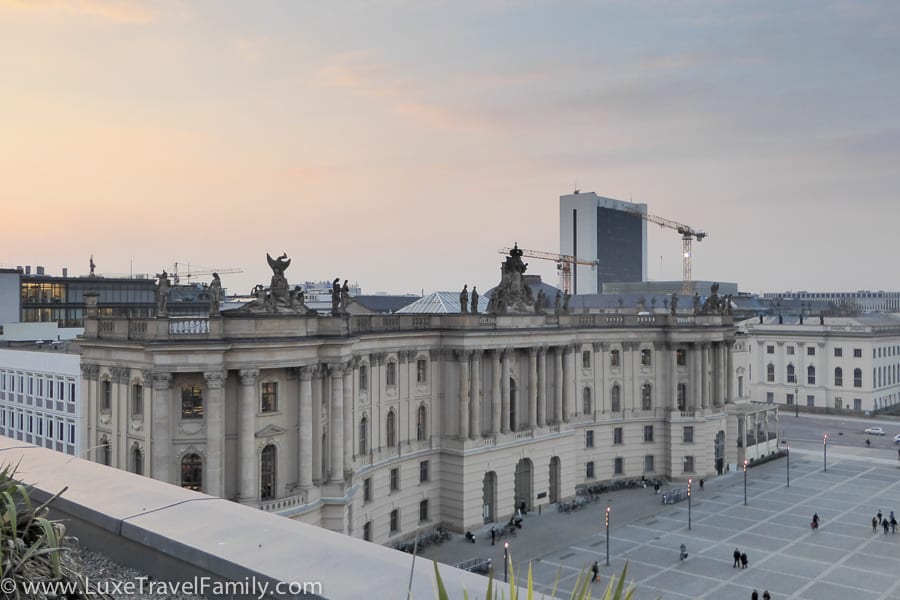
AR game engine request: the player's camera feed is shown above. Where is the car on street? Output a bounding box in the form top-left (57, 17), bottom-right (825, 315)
top-left (864, 427), bottom-right (885, 435)
top-left (894, 434), bottom-right (900, 444)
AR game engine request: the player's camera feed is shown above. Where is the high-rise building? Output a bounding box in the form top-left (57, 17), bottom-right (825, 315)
top-left (559, 191), bottom-right (647, 294)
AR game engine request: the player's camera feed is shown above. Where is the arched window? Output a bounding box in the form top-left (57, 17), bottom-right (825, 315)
top-left (767, 363), bottom-right (775, 382)
top-left (99, 436), bottom-right (111, 466)
top-left (786, 364), bottom-right (796, 384)
top-left (416, 405), bottom-right (427, 441)
top-left (359, 365), bottom-right (368, 391)
top-left (677, 383), bottom-right (687, 411)
top-left (854, 368), bottom-right (863, 388)
top-left (358, 416), bottom-right (368, 456)
top-left (181, 453), bottom-right (203, 491)
top-left (611, 385), bottom-right (621, 412)
top-left (131, 444), bottom-right (143, 475)
top-left (386, 410), bottom-right (396, 447)
top-left (582, 387), bottom-right (592, 415)
top-left (260, 444), bottom-right (276, 500)
top-left (807, 365), bottom-right (816, 385)
top-left (834, 367), bottom-right (843, 386)
top-left (642, 383), bottom-right (652, 410)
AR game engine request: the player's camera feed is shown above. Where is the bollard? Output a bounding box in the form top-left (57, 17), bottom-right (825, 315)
top-left (538, 504), bottom-right (542, 516)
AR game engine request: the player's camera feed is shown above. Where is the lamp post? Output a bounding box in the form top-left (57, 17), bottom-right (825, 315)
top-left (823, 434), bottom-right (827, 472)
top-left (743, 459), bottom-right (748, 505)
top-left (795, 381), bottom-right (799, 417)
top-left (605, 503), bottom-right (610, 566)
top-left (504, 541), bottom-right (509, 583)
top-left (786, 443), bottom-right (790, 487)
top-left (687, 478), bottom-right (692, 530)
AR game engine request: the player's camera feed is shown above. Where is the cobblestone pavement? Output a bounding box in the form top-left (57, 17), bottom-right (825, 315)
top-left (422, 445), bottom-right (900, 599)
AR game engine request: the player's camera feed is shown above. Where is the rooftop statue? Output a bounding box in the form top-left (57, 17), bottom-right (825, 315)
top-left (208, 273), bottom-right (222, 316)
top-left (488, 243), bottom-right (536, 315)
top-left (237, 253), bottom-right (315, 315)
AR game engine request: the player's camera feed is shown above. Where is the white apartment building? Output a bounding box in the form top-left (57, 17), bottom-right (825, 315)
top-left (739, 314), bottom-right (900, 413)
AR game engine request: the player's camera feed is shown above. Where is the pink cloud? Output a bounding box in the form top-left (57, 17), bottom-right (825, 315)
top-left (1, 0), bottom-right (156, 23)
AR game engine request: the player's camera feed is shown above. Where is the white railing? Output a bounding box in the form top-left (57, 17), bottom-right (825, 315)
top-left (259, 493), bottom-right (307, 513)
top-left (169, 319), bottom-right (209, 335)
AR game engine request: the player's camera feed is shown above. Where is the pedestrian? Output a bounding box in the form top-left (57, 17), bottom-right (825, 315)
top-left (733, 547), bottom-right (741, 568)
top-left (654, 481), bottom-right (660, 494)
top-left (873, 516), bottom-right (878, 532)
top-left (891, 510), bottom-right (895, 523)
top-left (491, 526), bottom-right (496, 546)
top-left (762, 591), bottom-right (771, 600)
top-left (699, 478), bottom-right (705, 492)
top-left (591, 560), bottom-right (599, 582)
top-left (891, 516), bottom-right (897, 534)
top-left (877, 509), bottom-right (883, 524)
top-left (740, 552), bottom-right (749, 569)
top-left (751, 590), bottom-right (758, 600)
top-left (884, 520), bottom-right (890, 535)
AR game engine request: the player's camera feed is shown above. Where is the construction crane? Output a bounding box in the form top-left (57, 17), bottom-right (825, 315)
top-left (498, 246), bottom-right (598, 295)
top-left (622, 209), bottom-right (707, 295)
top-left (171, 262), bottom-right (243, 285)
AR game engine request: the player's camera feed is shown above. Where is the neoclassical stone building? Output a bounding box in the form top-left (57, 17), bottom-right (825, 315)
top-left (77, 257), bottom-right (774, 545)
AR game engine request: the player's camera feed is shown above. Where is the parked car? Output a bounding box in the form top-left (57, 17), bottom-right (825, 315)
top-left (893, 434), bottom-right (900, 444)
top-left (864, 427), bottom-right (885, 435)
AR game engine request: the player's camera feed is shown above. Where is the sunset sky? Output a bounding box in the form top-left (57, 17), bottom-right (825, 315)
top-left (2, 1), bottom-right (899, 297)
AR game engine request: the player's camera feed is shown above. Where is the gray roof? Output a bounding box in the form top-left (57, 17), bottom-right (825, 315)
top-left (351, 295), bottom-right (419, 314)
top-left (396, 291), bottom-right (489, 314)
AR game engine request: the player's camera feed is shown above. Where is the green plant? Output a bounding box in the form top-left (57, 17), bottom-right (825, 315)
top-left (433, 555), bottom-right (635, 600)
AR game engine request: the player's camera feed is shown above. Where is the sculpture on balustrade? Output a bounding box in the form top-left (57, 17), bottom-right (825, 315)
top-left (535, 289), bottom-right (546, 313)
top-left (670, 292), bottom-right (678, 315)
top-left (470, 286), bottom-right (479, 314)
top-left (459, 284), bottom-right (469, 313)
top-left (488, 243), bottom-right (536, 314)
top-left (155, 270), bottom-right (170, 316)
top-left (237, 253), bottom-right (316, 314)
top-left (208, 272), bottom-right (222, 316)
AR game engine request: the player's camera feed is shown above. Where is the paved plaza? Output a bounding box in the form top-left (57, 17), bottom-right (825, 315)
top-left (423, 445), bottom-right (900, 599)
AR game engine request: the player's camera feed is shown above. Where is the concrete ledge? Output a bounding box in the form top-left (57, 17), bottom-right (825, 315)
top-left (0, 436), bottom-right (500, 599)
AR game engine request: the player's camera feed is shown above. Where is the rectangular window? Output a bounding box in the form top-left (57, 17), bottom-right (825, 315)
top-left (586, 461), bottom-right (595, 479)
top-left (834, 347), bottom-right (843, 357)
top-left (613, 427), bottom-right (623, 445)
top-left (390, 467), bottom-right (399, 492)
top-left (363, 477), bottom-right (372, 502)
top-left (854, 398), bottom-right (862, 410)
top-left (610, 350), bottom-right (620, 367)
top-left (582, 350), bottom-right (591, 368)
top-left (786, 346), bottom-right (795, 355)
top-left (68, 423), bottom-right (75, 444)
top-left (683, 426), bottom-right (693, 443)
top-left (416, 359), bottom-right (427, 384)
top-left (808, 370), bottom-right (816, 385)
top-left (683, 456), bottom-right (694, 473)
top-left (101, 380), bottom-right (111, 411)
top-left (585, 430), bottom-right (594, 448)
top-left (854, 348), bottom-right (862, 358)
top-left (390, 509), bottom-right (399, 533)
top-left (363, 521), bottom-right (372, 542)
top-left (359, 365), bottom-right (368, 391)
top-left (386, 362), bottom-right (397, 386)
top-left (640, 349), bottom-right (652, 366)
top-left (613, 457), bottom-right (624, 475)
top-left (643, 425), bottom-right (654, 442)
top-left (786, 393), bottom-right (794, 405)
top-left (855, 371), bottom-right (863, 387)
top-left (69, 381), bottom-right (76, 403)
top-left (131, 384), bottom-right (143, 417)
top-left (58, 381), bottom-right (64, 400)
top-left (807, 395), bottom-right (815, 407)
top-left (766, 392), bottom-right (774, 404)
top-left (676, 349), bottom-right (686, 366)
top-left (419, 460), bottom-right (429, 483)
top-left (261, 381), bottom-right (278, 413)
top-left (767, 345), bottom-right (774, 354)
top-left (807, 346), bottom-right (815, 356)
top-left (419, 499), bottom-right (429, 522)
top-left (644, 455), bottom-right (654, 473)
top-left (181, 386), bottom-right (204, 419)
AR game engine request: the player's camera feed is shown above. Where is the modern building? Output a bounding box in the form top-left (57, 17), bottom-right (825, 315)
top-left (761, 290), bottom-right (900, 314)
top-left (738, 314), bottom-right (900, 413)
top-left (75, 257), bottom-right (778, 547)
top-left (559, 191), bottom-right (648, 295)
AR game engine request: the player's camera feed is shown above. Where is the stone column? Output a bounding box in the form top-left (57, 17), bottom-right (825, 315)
top-left (299, 367), bottom-right (314, 488)
top-left (491, 350), bottom-right (501, 434)
top-left (563, 345), bottom-right (573, 421)
top-left (311, 367), bottom-right (324, 484)
top-left (110, 367), bottom-right (129, 468)
top-left (329, 364), bottom-right (345, 482)
top-left (501, 350), bottom-right (511, 433)
top-left (669, 344), bottom-right (678, 412)
top-left (528, 348), bottom-right (538, 428)
top-left (470, 351), bottom-right (482, 438)
top-left (238, 369), bottom-right (259, 503)
top-left (204, 371), bottom-right (226, 497)
top-left (458, 350), bottom-right (470, 439)
top-left (537, 347), bottom-right (547, 427)
top-left (554, 346), bottom-right (564, 424)
top-left (701, 343), bottom-right (710, 410)
top-left (725, 341), bottom-right (734, 405)
top-left (150, 372), bottom-right (172, 484)
top-left (692, 344), bottom-right (702, 412)
top-left (343, 365), bottom-right (353, 471)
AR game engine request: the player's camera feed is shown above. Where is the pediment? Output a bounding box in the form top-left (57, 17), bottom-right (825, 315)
top-left (255, 424), bottom-right (287, 438)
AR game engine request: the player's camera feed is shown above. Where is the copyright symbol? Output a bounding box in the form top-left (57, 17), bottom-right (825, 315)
top-left (0, 578), bottom-right (17, 593)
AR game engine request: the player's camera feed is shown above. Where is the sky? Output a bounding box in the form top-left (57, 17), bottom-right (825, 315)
top-left (2, 0), bottom-right (899, 297)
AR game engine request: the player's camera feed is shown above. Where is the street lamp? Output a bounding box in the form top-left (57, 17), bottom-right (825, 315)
top-left (743, 459), bottom-right (748, 505)
top-left (687, 478), bottom-right (692, 530)
top-left (605, 503), bottom-right (611, 566)
top-left (785, 443), bottom-right (790, 487)
top-left (795, 382), bottom-right (799, 417)
top-left (504, 541), bottom-right (509, 583)
top-left (823, 434), bottom-right (827, 472)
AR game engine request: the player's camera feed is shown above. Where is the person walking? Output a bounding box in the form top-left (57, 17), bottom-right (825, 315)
top-left (873, 516), bottom-right (879, 532)
top-left (762, 591), bottom-right (771, 600)
top-left (740, 552), bottom-right (749, 569)
top-left (491, 526), bottom-right (496, 546)
top-left (884, 519), bottom-right (890, 534)
top-left (877, 509), bottom-right (883, 525)
top-left (733, 548), bottom-right (741, 568)
top-left (751, 590), bottom-right (759, 600)
top-left (591, 561), bottom-right (599, 582)
top-left (891, 515), bottom-right (897, 534)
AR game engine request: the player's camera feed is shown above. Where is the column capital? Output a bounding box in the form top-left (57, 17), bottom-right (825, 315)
top-left (239, 369), bottom-right (259, 385)
top-left (592, 342), bottom-right (604, 352)
top-left (398, 350), bottom-right (414, 362)
top-left (454, 349), bottom-right (471, 361)
top-left (110, 366), bottom-right (130, 384)
top-left (328, 363), bottom-right (346, 378)
top-left (80, 363), bottom-right (100, 381)
top-left (150, 372), bottom-right (172, 390)
top-left (470, 349), bottom-right (484, 360)
top-left (370, 352), bottom-right (386, 366)
top-left (204, 371), bottom-right (226, 389)
top-left (529, 347), bottom-right (538, 357)
top-left (299, 366), bottom-right (314, 381)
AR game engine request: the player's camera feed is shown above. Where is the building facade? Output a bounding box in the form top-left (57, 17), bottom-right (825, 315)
top-left (740, 314), bottom-right (900, 413)
top-left (77, 294), bottom-right (774, 545)
top-left (559, 191), bottom-right (648, 294)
